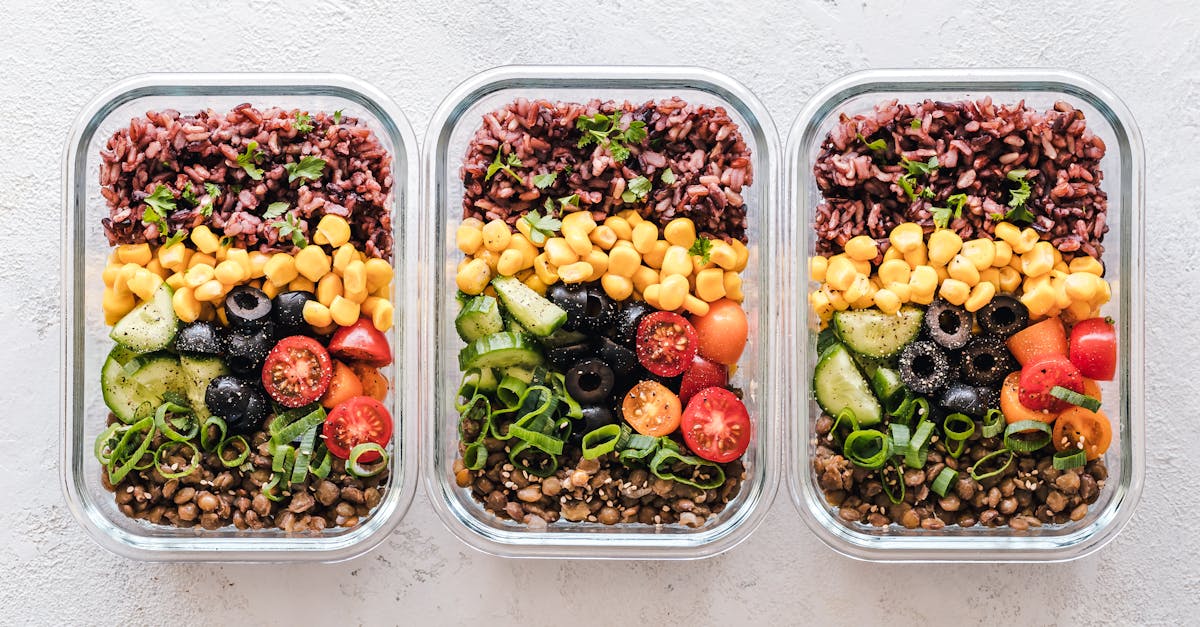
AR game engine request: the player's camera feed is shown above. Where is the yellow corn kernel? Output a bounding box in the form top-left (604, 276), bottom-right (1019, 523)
top-left (1065, 273), bottom-right (1098, 302)
top-left (165, 272), bottom-right (185, 290)
top-left (948, 254), bottom-right (980, 286)
top-left (964, 282), bottom-right (996, 313)
top-left (960, 239), bottom-right (995, 271)
top-left (844, 235), bottom-right (879, 262)
top-left (533, 253), bottom-right (559, 285)
top-left (103, 285), bottom-right (137, 318)
top-left (544, 238), bottom-right (578, 267)
top-left (589, 225), bottom-right (618, 250)
top-left (825, 256), bottom-right (858, 292)
top-left (212, 304), bottom-right (228, 326)
top-left (980, 268), bottom-right (1000, 290)
top-left (313, 215), bottom-right (351, 247)
top-left (631, 221), bottom-right (658, 254)
top-left (171, 286), bottom-right (201, 323)
top-left (1008, 252), bottom-right (1024, 272)
top-left (194, 279), bottom-right (225, 302)
top-left (709, 241), bottom-right (738, 270)
top-left (934, 264), bottom-right (949, 284)
top-left (143, 258), bottom-right (167, 280)
top-left (294, 245), bottom-right (331, 282)
top-left (497, 249), bottom-right (526, 277)
top-left (361, 296), bottom-right (384, 316)
top-left (882, 246), bottom-right (905, 265)
top-left (643, 240), bottom-right (670, 269)
top-left (724, 271), bottom-right (744, 303)
top-left (185, 263), bottom-right (215, 288)
top-left (927, 230), bottom-right (963, 266)
top-left (364, 258), bottom-right (393, 292)
top-left (1022, 241), bottom-right (1055, 278)
top-left (618, 209), bottom-right (644, 225)
top-left (223, 248), bottom-right (249, 275)
top-left (506, 234), bottom-right (538, 267)
top-left (633, 266), bottom-right (659, 293)
top-left (214, 260), bottom-right (248, 285)
top-left (482, 219), bottom-right (512, 253)
top-left (331, 244), bottom-right (356, 275)
top-left (564, 230), bottom-right (592, 258)
top-left (585, 250), bottom-right (609, 282)
top-left (156, 243), bottom-right (187, 273)
top-left (188, 252), bottom-right (217, 270)
top-left (676, 294), bottom-right (707, 317)
top-left (877, 259), bottom-right (911, 286)
top-left (371, 299), bottom-right (394, 332)
top-left (286, 276), bottom-right (313, 293)
top-left (870, 288), bottom-right (899, 314)
top-left (601, 273), bottom-right (634, 301)
top-left (731, 240), bottom-right (750, 272)
top-left (523, 273), bottom-right (548, 296)
top-left (844, 274), bottom-right (871, 304)
top-left (261, 279), bottom-right (281, 299)
top-left (1015, 228), bottom-right (1040, 254)
top-left (190, 225), bottom-right (220, 254)
top-left (562, 210), bottom-right (597, 232)
top-left (939, 278), bottom-right (970, 306)
top-left (889, 223), bottom-right (924, 253)
top-left (1054, 260), bottom-right (1070, 274)
top-left (661, 245), bottom-right (692, 277)
top-left (475, 248), bottom-right (501, 273)
top-left (824, 286), bottom-right (848, 311)
top-left (643, 284), bottom-right (662, 310)
top-left (608, 245), bottom-right (641, 278)
top-left (1069, 256), bottom-right (1104, 276)
top-left (264, 253), bottom-right (298, 286)
top-left (1051, 273), bottom-right (1072, 309)
top-left (1093, 276), bottom-right (1112, 306)
top-left (117, 243), bottom-right (152, 266)
top-left (695, 268), bottom-right (726, 302)
top-left (809, 256), bottom-right (829, 283)
top-left (317, 273), bottom-right (343, 307)
top-left (111, 263), bottom-right (138, 295)
top-left (994, 222), bottom-right (1022, 248)
top-left (329, 295), bottom-right (360, 327)
top-left (908, 265), bottom-right (938, 295)
top-left (456, 258), bottom-right (492, 295)
top-left (810, 288), bottom-right (832, 315)
top-left (903, 244), bottom-right (928, 269)
top-left (604, 216), bottom-right (633, 241)
top-left (558, 261), bottom-right (594, 284)
top-left (303, 300), bottom-right (332, 327)
top-left (991, 240), bottom-right (1013, 268)
top-left (662, 218), bottom-right (696, 249)
top-left (248, 251), bottom-right (271, 279)
top-left (1020, 282), bottom-right (1057, 317)
top-left (658, 274), bottom-right (689, 311)
top-left (886, 281), bottom-right (911, 303)
top-left (1065, 300), bottom-right (1093, 323)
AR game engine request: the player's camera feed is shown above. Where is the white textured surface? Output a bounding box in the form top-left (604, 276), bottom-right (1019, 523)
top-left (0, 0), bottom-right (1192, 624)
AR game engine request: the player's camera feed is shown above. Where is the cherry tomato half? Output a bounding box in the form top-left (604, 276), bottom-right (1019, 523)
top-left (621, 380), bottom-right (682, 437)
top-left (321, 360), bottom-right (363, 409)
top-left (678, 356), bottom-right (729, 405)
top-left (1053, 406), bottom-right (1112, 460)
top-left (1006, 316), bottom-right (1068, 366)
top-left (323, 396), bottom-right (393, 461)
top-left (261, 336), bottom-right (333, 408)
top-left (681, 387), bottom-right (751, 463)
top-left (1069, 317), bottom-right (1117, 381)
top-left (1018, 354), bottom-right (1084, 412)
top-left (635, 311), bottom-right (698, 377)
top-left (690, 299), bottom-right (748, 366)
top-left (329, 317), bottom-right (392, 367)
top-left (1000, 372), bottom-right (1058, 424)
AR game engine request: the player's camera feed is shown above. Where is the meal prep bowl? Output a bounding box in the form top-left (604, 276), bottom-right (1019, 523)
top-left (60, 73), bottom-right (419, 562)
top-left (420, 65), bottom-right (782, 559)
top-left (786, 68), bottom-right (1145, 562)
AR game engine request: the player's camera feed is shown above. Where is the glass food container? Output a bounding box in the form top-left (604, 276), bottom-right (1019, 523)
top-left (786, 69), bottom-right (1145, 562)
top-left (420, 65), bottom-right (782, 559)
top-left (60, 73), bottom-right (419, 562)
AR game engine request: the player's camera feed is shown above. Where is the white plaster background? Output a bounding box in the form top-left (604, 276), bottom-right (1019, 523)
top-left (0, 0), bottom-right (1193, 624)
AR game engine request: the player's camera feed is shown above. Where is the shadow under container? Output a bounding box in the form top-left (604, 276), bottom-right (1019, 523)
top-left (420, 65), bottom-right (783, 559)
top-left (785, 69), bottom-right (1145, 562)
top-left (60, 73), bottom-right (420, 562)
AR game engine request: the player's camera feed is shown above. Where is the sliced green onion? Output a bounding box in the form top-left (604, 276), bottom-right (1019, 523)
top-left (455, 368), bottom-right (482, 408)
top-left (508, 439), bottom-right (558, 478)
top-left (94, 422), bottom-right (125, 465)
top-left (581, 424), bottom-right (622, 459)
top-left (618, 433), bottom-right (659, 465)
top-left (217, 435), bottom-right (250, 468)
top-left (931, 467), bottom-right (959, 497)
top-left (496, 374), bottom-right (529, 408)
top-left (648, 443), bottom-right (726, 490)
top-left (889, 423), bottom-right (911, 458)
top-left (880, 461), bottom-right (905, 504)
top-left (943, 413), bottom-right (975, 460)
top-left (509, 427), bottom-right (563, 455)
top-left (107, 416), bottom-right (155, 484)
top-left (905, 421), bottom-right (934, 468)
top-left (886, 392), bottom-right (914, 420)
top-left (982, 408), bottom-right (1005, 438)
top-left (829, 408), bottom-right (860, 442)
top-left (970, 448), bottom-right (1015, 481)
top-left (308, 445), bottom-right (332, 479)
top-left (261, 472), bottom-right (285, 502)
top-left (271, 405), bottom-right (326, 445)
top-left (911, 397), bottom-right (931, 422)
top-left (200, 416), bottom-right (228, 452)
top-left (272, 444), bottom-right (296, 474)
top-left (154, 441), bottom-right (201, 479)
top-left (347, 442), bottom-right (389, 478)
top-left (1052, 448), bottom-right (1087, 470)
top-left (289, 426), bottom-right (319, 485)
top-left (1003, 420), bottom-right (1052, 453)
top-left (1050, 385), bottom-right (1101, 412)
top-left (463, 441), bottom-right (488, 470)
top-left (154, 402), bottom-right (197, 442)
top-left (843, 429), bottom-right (890, 470)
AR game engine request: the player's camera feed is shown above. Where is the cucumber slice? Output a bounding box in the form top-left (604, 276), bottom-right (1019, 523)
top-left (179, 355), bottom-right (230, 420)
top-left (490, 276), bottom-right (567, 337)
top-left (101, 348), bottom-right (187, 423)
top-left (538, 327), bottom-right (588, 349)
top-left (833, 306), bottom-right (923, 359)
top-left (870, 367), bottom-right (905, 405)
top-left (813, 343), bottom-right (882, 426)
top-left (455, 295), bottom-right (504, 342)
top-left (458, 332), bottom-right (545, 370)
top-left (110, 284), bottom-right (179, 353)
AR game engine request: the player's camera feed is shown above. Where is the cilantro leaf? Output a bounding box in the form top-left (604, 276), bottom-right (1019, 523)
top-left (621, 176), bottom-right (652, 204)
top-left (930, 207), bottom-right (953, 229)
top-left (533, 171), bottom-right (557, 189)
top-left (205, 183), bottom-right (221, 199)
top-left (688, 237), bottom-right (714, 264)
top-left (900, 156), bottom-right (939, 176)
top-left (180, 185), bottom-right (199, 205)
top-left (144, 184), bottom-right (177, 215)
top-left (333, 110), bottom-right (343, 124)
top-left (522, 204), bottom-right (563, 245)
top-left (931, 193), bottom-right (970, 229)
top-left (485, 151), bottom-right (524, 183)
top-left (575, 114), bottom-right (645, 163)
top-left (263, 202), bottom-right (290, 220)
top-left (557, 194), bottom-right (580, 211)
top-left (236, 140), bottom-right (264, 180)
top-left (284, 155), bottom-right (326, 184)
top-left (856, 133), bottom-right (887, 152)
top-left (897, 174), bottom-right (918, 201)
top-left (293, 111), bottom-right (314, 133)
top-left (660, 169), bottom-right (676, 185)
top-left (910, 119), bottom-right (922, 129)
top-left (997, 169), bottom-right (1036, 223)
top-left (608, 142), bottom-right (631, 163)
top-left (271, 213), bottom-right (308, 248)
top-left (163, 230), bottom-right (187, 248)
top-left (618, 120), bottom-right (647, 145)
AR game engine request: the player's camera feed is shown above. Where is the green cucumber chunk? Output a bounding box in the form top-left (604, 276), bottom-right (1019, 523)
top-left (490, 276), bottom-right (567, 337)
top-left (455, 295), bottom-right (504, 342)
top-left (110, 284), bottom-right (179, 353)
top-left (833, 306), bottom-right (923, 359)
top-left (813, 342), bottom-right (882, 426)
top-left (458, 332), bottom-right (544, 370)
top-left (101, 348), bottom-right (188, 423)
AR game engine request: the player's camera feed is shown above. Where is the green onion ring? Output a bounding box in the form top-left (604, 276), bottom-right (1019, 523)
top-left (1003, 420), bottom-right (1053, 453)
top-left (217, 435), bottom-right (250, 468)
top-left (200, 416), bottom-right (228, 452)
top-left (981, 409), bottom-right (1005, 438)
top-left (107, 416), bottom-right (155, 484)
top-left (154, 402), bottom-right (198, 442)
top-left (946, 437), bottom-right (967, 460)
top-left (308, 445), bottom-right (332, 479)
top-left (261, 472), bottom-right (285, 502)
top-left (889, 423), bottom-right (911, 458)
top-left (905, 421), bottom-right (934, 468)
top-left (1052, 448), bottom-right (1087, 470)
top-left (272, 444), bottom-right (296, 474)
top-left (154, 440), bottom-right (201, 479)
top-left (943, 413), bottom-right (975, 441)
top-left (581, 424), bottom-right (622, 459)
top-left (829, 408), bottom-right (860, 442)
top-left (618, 433), bottom-right (659, 465)
top-left (272, 406), bottom-right (327, 445)
top-left (648, 444), bottom-right (725, 490)
top-left (94, 422), bottom-right (125, 465)
top-left (970, 448), bottom-right (1015, 481)
top-left (496, 374), bottom-right (529, 408)
top-left (507, 440), bottom-right (558, 478)
top-left (931, 467), bottom-right (959, 498)
top-left (843, 429), bottom-right (890, 470)
top-left (1050, 385), bottom-right (1101, 412)
top-left (911, 397), bottom-right (931, 422)
top-left (347, 443), bottom-right (389, 478)
top-left (880, 461), bottom-right (905, 504)
top-left (889, 394), bottom-right (915, 423)
top-left (463, 441), bottom-right (488, 470)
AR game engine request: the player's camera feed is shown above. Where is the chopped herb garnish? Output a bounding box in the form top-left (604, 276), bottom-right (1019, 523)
top-left (522, 203), bottom-right (563, 245)
top-left (485, 150), bottom-right (524, 183)
top-left (994, 169), bottom-right (1036, 223)
top-left (333, 110), bottom-right (343, 124)
top-left (236, 140), bottom-right (264, 180)
top-left (142, 185), bottom-right (176, 240)
top-left (660, 169), bottom-right (676, 185)
top-left (621, 176), bottom-right (652, 204)
top-left (900, 156), bottom-right (939, 176)
top-left (219, 236), bottom-right (233, 247)
top-left (533, 171), bottom-right (557, 189)
top-left (910, 119), bottom-right (922, 129)
top-left (576, 113), bottom-right (647, 163)
top-left (163, 231), bottom-right (187, 248)
top-left (180, 185), bottom-right (199, 205)
top-left (293, 111), bottom-right (314, 133)
top-left (931, 193), bottom-right (970, 229)
top-left (271, 212), bottom-right (308, 248)
top-left (688, 237), bottom-right (714, 264)
top-left (263, 202), bottom-right (290, 220)
top-left (205, 183), bottom-right (221, 199)
top-left (557, 194), bottom-right (580, 211)
top-left (856, 133), bottom-right (887, 152)
top-left (283, 155), bottom-right (326, 184)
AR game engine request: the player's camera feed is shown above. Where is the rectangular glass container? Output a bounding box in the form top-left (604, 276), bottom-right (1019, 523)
top-left (420, 65), bottom-right (782, 559)
top-left (786, 69), bottom-right (1145, 562)
top-left (60, 73), bottom-right (419, 562)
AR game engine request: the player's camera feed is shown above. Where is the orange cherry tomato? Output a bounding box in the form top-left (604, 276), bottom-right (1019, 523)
top-left (349, 362), bottom-right (389, 401)
top-left (1053, 406), bottom-right (1113, 460)
top-left (621, 380), bottom-right (682, 436)
top-left (1006, 316), bottom-right (1068, 366)
top-left (321, 360), bottom-right (363, 409)
top-left (690, 299), bottom-right (749, 366)
top-left (1000, 372), bottom-right (1059, 424)
top-left (1082, 378), bottom-right (1102, 403)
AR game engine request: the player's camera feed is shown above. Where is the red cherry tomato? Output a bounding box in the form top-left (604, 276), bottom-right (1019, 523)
top-left (690, 299), bottom-right (748, 366)
top-left (681, 387), bottom-right (751, 463)
top-left (635, 311), bottom-right (698, 377)
top-left (1018, 354), bottom-right (1084, 412)
top-left (678, 356), bottom-right (729, 405)
top-left (1069, 317), bottom-right (1117, 381)
top-left (328, 317), bottom-right (392, 367)
top-left (261, 336), bottom-right (333, 408)
top-left (322, 396), bottom-right (393, 461)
